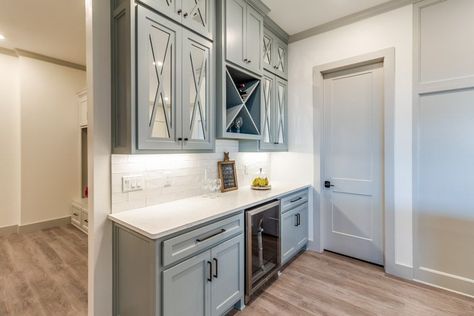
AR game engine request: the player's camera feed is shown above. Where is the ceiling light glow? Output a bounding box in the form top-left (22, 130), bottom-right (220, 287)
top-left (0, 34), bottom-right (5, 40)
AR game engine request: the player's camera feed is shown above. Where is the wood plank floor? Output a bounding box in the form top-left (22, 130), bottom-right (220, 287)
top-left (237, 251), bottom-right (474, 316)
top-left (0, 225), bottom-right (88, 316)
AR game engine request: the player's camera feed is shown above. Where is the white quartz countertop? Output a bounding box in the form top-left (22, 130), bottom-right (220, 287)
top-left (108, 182), bottom-right (311, 239)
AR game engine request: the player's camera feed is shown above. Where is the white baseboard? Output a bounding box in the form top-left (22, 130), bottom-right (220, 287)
top-left (18, 216), bottom-right (72, 233)
top-left (0, 224), bottom-right (19, 236)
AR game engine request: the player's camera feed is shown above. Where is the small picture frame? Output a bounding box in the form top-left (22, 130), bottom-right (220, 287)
top-left (218, 153), bottom-right (238, 192)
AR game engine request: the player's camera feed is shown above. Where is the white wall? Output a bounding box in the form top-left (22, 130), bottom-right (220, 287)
top-left (0, 53), bottom-right (86, 227)
top-left (272, 5), bottom-right (414, 268)
top-left (19, 57), bottom-right (86, 225)
top-left (0, 54), bottom-right (21, 228)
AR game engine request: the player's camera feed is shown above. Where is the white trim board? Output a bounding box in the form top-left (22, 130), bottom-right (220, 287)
top-left (312, 48), bottom-right (412, 280)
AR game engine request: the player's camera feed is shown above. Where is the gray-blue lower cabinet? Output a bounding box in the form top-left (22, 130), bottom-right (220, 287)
top-left (210, 235), bottom-right (245, 315)
top-left (163, 251), bottom-right (212, 316)
top-left (281, 202), bottom-right (308, 265)
top-left (113, 213), bottom-right (244, 316)
top-left (162, 234), bottom-right (244, 316)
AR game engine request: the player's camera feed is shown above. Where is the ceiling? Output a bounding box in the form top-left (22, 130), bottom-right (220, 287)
top-left (262, 0), bottom-right (394, 35)
top-left (0, 0), bottom-right (86, 65)
top-left (0, 0), bottom-right (397, 65)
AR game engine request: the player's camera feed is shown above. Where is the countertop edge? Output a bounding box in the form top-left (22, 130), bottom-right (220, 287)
top-left (108, 184), bottom-right (312, 240)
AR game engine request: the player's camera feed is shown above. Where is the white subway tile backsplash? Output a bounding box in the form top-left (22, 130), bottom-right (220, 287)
top-left (111, 140), bottom-right (271, 212)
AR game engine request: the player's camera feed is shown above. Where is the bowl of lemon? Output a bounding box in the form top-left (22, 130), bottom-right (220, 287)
top-left (251, 168), bottom-right (271, 190)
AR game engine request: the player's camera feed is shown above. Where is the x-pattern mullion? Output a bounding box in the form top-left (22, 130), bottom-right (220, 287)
top-left (189, 51), bottom-right (207, 139)
top-left (264, 37), bottom-right (271, 63)
top-left (188, 0), bottom-right (205, 26)
top-left (264, 79), bottom-right (271, 141)
top-left (277, 48), bottom-right (284, 71)
top-left (277, 86), bottom-right (284, 142)
top-left (148, 33), bottom-right (172, 138)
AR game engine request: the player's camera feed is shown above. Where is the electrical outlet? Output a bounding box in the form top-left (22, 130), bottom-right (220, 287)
top-left (122, 175), bottom-right (145, 193)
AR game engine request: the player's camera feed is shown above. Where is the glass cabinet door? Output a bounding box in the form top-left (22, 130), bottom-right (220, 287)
top-left (140, 0), bottom-right (181, 22)
top-left (273, 77), bottom-right (287, 149)
top-left (273, 39), bottom-right (288, 79)
top-left (137, 7), bottom-right (182, 150)
top-left (182, 30), bottom-right (213, 150)
top-left (181, 0), bottom-right (213, 40)
top-left (260, 72), bottom-right (275, 149)
top-left (262, 32), bottom-right (273, 72)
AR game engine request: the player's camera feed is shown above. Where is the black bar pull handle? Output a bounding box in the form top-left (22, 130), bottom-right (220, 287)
top-left (213, 258), bottom-right (218, 278)
top-left (290, 196), bottom-right (302, 203)
top-left (196, 229), bottom-right (226, 243)
top-left (207, 261), bottom-right (212, 282)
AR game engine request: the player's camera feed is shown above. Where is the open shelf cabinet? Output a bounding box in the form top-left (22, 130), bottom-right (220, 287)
top-left (218, 65), bottom-right (262, 139)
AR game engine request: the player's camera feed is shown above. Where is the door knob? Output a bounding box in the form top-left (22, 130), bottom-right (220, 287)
top-left (324, 181), bottom-right (335, 188)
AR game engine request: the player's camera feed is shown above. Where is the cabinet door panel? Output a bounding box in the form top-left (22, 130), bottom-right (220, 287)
top-left (225, 0), bottom-right (246, 68)
top-left (163, 251), bottom-right (212, 316)
top-left (260, 71), bottom-right (275, 149)
top-left (210, 235), bottom-right (244, 316)
top-left (295, 203), bottom-right (308, 249)
top-left (273, 38), bottom-right (288, 79)
top-left (245, 4), bottom-right (263, 74)
top-left (182, 30), bottom-right (214, 150)
top-left (181, 0), bottom-right (213, 40)
top-left (140, 0), bottom-right (181, 22)
top-left (273, 77), bottom-right (288, 150)
top-left (262, 31), bottom-right (274, 72)
top-left (137, 7), bottom-right (182, 150)
top-left (281, 208), bottom-right (298, 264)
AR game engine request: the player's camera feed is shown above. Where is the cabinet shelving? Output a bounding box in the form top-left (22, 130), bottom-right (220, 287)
top-left (223, 65), bottom-right (261, 137)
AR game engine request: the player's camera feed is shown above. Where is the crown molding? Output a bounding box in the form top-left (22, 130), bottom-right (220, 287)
top-left (0, 46), bottom-right (86, 71)
top-left (289, 0), bottom-right (414, 43)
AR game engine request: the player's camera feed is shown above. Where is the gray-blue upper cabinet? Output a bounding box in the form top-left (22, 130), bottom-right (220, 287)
top-left (181, 29), bottom-right (214, 151)
top-left (139, 0), bottom-right (214, 40)
top-left (112, 3), bottom-right (214, 153)
top-left (225, 0), bottom-right (263, 75)
top-left (239, 70), bottom-right (287, 151)
top-left (136, 7), bottom-right (183, 151)
top-left (263, 28), bottom-right (288, 79)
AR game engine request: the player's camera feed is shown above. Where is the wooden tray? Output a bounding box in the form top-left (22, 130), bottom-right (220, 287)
top-left (251, 185), bottom-right (272, 191)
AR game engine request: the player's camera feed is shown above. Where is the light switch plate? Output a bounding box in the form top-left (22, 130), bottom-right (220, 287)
top-left (122, 175), bottom-right (145, 193)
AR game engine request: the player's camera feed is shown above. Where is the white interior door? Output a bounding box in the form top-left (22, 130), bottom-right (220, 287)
top-left (322, 62), bottom-right (384, 265)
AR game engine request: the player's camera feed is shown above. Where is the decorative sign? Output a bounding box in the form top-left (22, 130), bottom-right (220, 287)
top-left (218, 152), bottom-right (238, 192)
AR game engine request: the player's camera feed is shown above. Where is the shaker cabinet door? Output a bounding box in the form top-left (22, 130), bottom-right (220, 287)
top-left (244, 4), bottom-right (263, 74)
top-left (182, 30), bottom-right (214, 150)
top-left (225, 0), bottom-right (246, 69)
top-left (162, 251), bottom-right (212, 316)
top-left (136, 7), bottom-right (183, 150)
top-left (295, 203), bottom-right (308, 250)
top-left (281, 207), bottom-right (298, 265)
top-left (181, 0), bottom-right (213, 40)
top-left (210, 235), bottom-right (244, 316)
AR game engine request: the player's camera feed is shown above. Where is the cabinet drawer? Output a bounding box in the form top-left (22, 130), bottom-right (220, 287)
top-left (71, 205), bottom-right (81, 226)
top-left (81, 210), bottom-right (89, 232)
top-left (281, 189), bottom-right (308, 213)
top-left (162, 212), bottom-right (244, 267)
